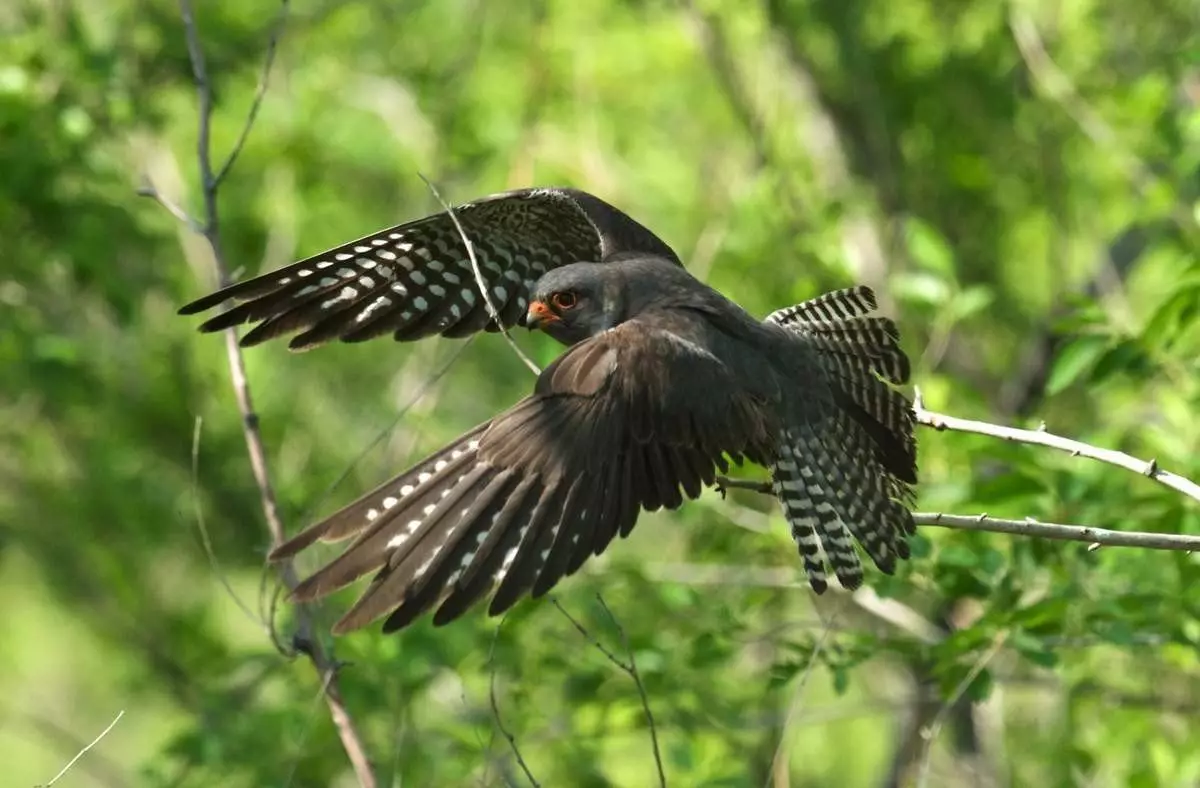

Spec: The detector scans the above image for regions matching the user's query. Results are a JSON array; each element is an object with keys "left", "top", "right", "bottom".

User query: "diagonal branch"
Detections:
[
  {"left": 214, "top": 0, "right": 290, "bottom": 188},
  {"left": 916, "top": 631, "right": 1009, "bottom": 788},
  {"left": 553, "top": 596, "right": 666, "bottom": 788},
  {"left": 486, "top": 615, "right": 540, "bottom": 787},
  {"left": 37, "top": 710, "right": 125, "bottom": 788},
  {"left": 912, "top": 388, "right": 1200, "bottom": 504},
  {"left": 146, "top": 2, "right": 376, "bottom": 785}
]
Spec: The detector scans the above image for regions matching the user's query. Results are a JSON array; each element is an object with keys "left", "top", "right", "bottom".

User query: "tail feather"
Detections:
[
  {"left": 790, "top": 318, "right": 909, "bottom": 385},
  {"left": 825, "top": 411, "right": 915, "bottom": 572},
  {"left": 765, "top": 286, "right": 878, "bottom": 324},
  {"left": 767, "top": 285, "right": 918, "bottom": 592},
  {"left": 772, "top": 427, "right": 864, "bottom": 592},
  {"left": 772, "top": 418, "right": 916, "bottom": 593},
  {"left": 767, "top": 287, "right": 917, "bottom": 486}
]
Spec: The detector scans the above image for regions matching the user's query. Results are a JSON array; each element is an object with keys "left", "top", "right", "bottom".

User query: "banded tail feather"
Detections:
[
  {"left": 765, "top": 285, "right": 878, "bottom": 325},
  {"left": 771, "top": 415, "right": 916, "bottom": 593},
  {"left": 768, "top": 286, "right": 917, "bottom": 485}
]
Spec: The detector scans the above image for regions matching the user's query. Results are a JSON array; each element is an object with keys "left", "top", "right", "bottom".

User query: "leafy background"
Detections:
[{"left": 2, "top": 0, "right": 1199, "bottom": 785}]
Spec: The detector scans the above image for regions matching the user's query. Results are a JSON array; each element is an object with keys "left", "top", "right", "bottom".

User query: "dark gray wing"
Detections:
[
  {"left": 270, "top": 319, "right": 777, "bottom": 634},
  {"left": 178, "top": 187, "right": 680, "bottom": 350}
]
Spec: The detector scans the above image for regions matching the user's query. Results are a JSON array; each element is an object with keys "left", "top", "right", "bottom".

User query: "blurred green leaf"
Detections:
[{"left": 1046, "top": 335, "right": 1110, "bottom": 395}]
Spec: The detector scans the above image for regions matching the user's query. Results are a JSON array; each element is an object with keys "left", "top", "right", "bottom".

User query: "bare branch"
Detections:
[
  {"left": 553, "top": 596, "right": 666, "bottom": 787},
  {"left": 915, "top": 512, "right": 1200, "bottom": 552},
  {"left": 137, "top": 183, "right": 202, "bottom": 231},
  {"left": 595, "top": 595, "right": 666, "bottom": 788},
  {"left": 215, "top": 0, "right": 291, "bottom": 188},
  {"left": 714, "top": 388, "right": 1200, "bottom": 553},
  {"left": 487, "top": 615, "right": 540, "bottom": 787},
  {"left": 913, "top": 388, "right": 1200, "bottom": 504},
  {"left": 37, "top": 710, "right": 125, "bottom": 788},
  {"left": 419, "top": 173, "right": 542, "bottom": 376},
  {"left": 1008, "top": 9, "right": 1150, "bottom": 191},
  {"left": 713, "top": 474, "right": 1200, "bottom": 551},
  {"left": 152, "top": 3, "right": 376, "bottom": 785}
]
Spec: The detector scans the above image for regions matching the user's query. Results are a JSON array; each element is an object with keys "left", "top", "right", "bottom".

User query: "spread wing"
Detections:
[
  {"left": 179, "top": 187, "right": 680, "bottom": 350},
  {"left": 270, "top": 319, "right": 777, "bottom": 633}
]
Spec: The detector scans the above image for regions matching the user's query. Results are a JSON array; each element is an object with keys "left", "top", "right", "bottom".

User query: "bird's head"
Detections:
[{"left": 526, "top": 262, "right": 624, "bottom": 346}]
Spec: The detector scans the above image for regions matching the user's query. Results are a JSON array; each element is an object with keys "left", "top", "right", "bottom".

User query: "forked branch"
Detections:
[{"left": 143, "top": 2, "right": 375, "bottom": 785}]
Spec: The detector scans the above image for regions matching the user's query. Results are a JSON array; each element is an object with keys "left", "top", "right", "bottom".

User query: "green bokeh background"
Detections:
[{"left": 2, "top": 0, "right": 1199, "bottom": 785}]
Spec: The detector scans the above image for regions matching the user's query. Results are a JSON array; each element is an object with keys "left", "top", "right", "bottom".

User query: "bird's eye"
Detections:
[{"left": 552, "top": 291, "right": 578, "bottom": 310}]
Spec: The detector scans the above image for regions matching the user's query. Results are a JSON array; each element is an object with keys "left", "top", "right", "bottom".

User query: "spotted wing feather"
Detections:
[
  {"left": 179, "top": 187, "right": 680, "bottom": 351},
  {"left": 270, "top": 318, "right": 776, "bottom": 634}
]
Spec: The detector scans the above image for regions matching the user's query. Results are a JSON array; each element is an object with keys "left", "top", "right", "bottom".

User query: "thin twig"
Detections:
[
  {"left": 296, "top": 338, "right": 475, "bottom": 526},
  {"left": 595, "top": 594, "right": 666, "bottom": 788},
  {"left": 282, "top": 665, "right": 340, "bottom": 788},
  {"left": 714, "top": 476, "right": 1200, "bottom": 551},
  {"left": 913, "top": 387, "right": 1200, "bottom": 504},
  {"left": 553, "top": 596, "right": 666, "bottom": 788},
  {"left": 419, "top": 173, "right": 542, "bottom": 376},
  {"left": 487, "top": 615, "right": 540, "bottom": 787},
  {"left": 37, "top": 710, "right": 125, "bottom": 788},
  {"left": 916, "top": 631, "right": 1009, "bottom": 788},
  {"left": 190, "top": 416, "right": 262, "bottom": 627},
  {"left": 137, "top": 184, "right": 201, "bottom": 230},
  {"left": 155, "top": 2, "right": 376, "bottom": 785},
  {"left": 215, "top": 0, "right": 291, "bottom": 188},
  {"left": 916, "top": 512, "right": 1200, "bottom": 551}
]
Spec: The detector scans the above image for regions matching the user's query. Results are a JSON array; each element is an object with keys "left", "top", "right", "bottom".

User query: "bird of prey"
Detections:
[{"left": 180, "top": 186, "right": 917, "bottom": 634}]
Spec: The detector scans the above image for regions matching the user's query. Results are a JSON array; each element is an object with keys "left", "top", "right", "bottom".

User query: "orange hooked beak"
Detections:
[{"left": 525, "top": 299, "right": 560, "bottom": 331}]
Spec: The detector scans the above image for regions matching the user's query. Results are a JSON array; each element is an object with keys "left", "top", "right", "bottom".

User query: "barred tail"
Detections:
[
  {"left": 767, "top": 286, "right": 916, "bottom": 484},
  {"left": 767, "top": 286, "right": 918, "bottom": 591}
]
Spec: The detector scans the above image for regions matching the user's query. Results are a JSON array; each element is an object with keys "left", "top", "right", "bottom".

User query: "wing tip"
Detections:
[{"left": 177, "top": 298, "right": 214, "bottom": 316}]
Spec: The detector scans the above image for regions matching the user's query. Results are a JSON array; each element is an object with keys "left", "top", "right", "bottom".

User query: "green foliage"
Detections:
[{"left": 2, "top": 0, "right": 1198, "bottom": 784}]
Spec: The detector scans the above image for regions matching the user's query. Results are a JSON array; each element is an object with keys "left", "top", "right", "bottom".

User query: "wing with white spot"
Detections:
[
  {"left": 271, "top": 319, "right": 777, "bottom": 634},
  {"left": 179, "top": 187, "right": 680, "bottom": 351}
]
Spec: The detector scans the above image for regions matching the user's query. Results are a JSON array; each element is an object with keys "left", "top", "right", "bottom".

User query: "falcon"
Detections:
[{"left": 180, "top": 186, "right": 918, "bottom": 634}]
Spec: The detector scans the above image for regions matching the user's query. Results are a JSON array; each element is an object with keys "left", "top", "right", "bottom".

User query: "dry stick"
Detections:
[
  {"left": 1009, "top": 8, "right": 1195, "bottom": 236},
  {"left": 595, "top": 594, "right": 666, "bottom": 788},
  {"left": 917, "top": 512, "right": 1200, "bottom": 551},
  {"left": 487, "top": 615, "right": 541, "bottom": 787},
  {"left": 714, "top": 477, "right": 1200, "bottom": 552},
  {"left": 552, "top": 597, "right": 667, "bottom": 788},
  {"left": 913, "top": 387, "right": 1200, "bottom": 504},
  {"left": 419, "top": 174, "right": 542, "bottom": 376},
  {"left": 153, "top": 2, "right": 376, "bottom": 785},
  {"left": 714, "top": 387, "right": 1200, "bottom": 551},
  {"left": 214, "top": 0, "right": 290, "bottom": 188},
  {"left": 37, "top": 710, "right": 125, "bottom": 788}
]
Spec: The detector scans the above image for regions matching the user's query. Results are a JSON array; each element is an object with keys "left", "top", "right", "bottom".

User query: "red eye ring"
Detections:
[{"left": 551, "top": 291, "right": 577, "bottom": 310}]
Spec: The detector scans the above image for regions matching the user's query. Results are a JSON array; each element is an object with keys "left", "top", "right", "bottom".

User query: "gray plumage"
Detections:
[{"left": 180, "top": 188, "right": 918, "bottom": 634}]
